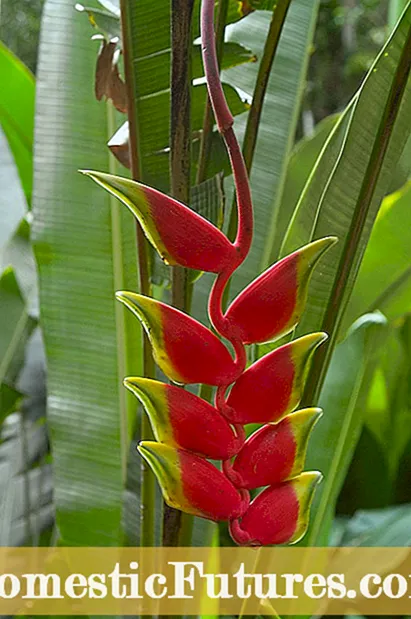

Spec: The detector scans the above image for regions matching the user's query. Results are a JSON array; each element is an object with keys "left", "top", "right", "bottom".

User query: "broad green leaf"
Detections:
[
  {"left": 213, "top": 1, "right": 321, "bottom": 298},
  {"left": 0, "top": 42, "right": 34, "bottom": 203},
  {"left": 341, "top": 503, "right": 411, "bottom": 546},
  {"left": 344, "top": 181, "right": 411, "bottom": 329},
  {"left": 0, "top": 126, "right": 27, "bottom": 250},
  {"left": 32, "top": 0, "right": 141, "bottom": 545},
  {"left": 282, "top": 7, "right": 411, "bottom": 343},
  {"left": 271, "top": 113, "right": 339, "bottom": 259},
  {"left": 304, "top": 312, "right": 388, "bottom": 547}
]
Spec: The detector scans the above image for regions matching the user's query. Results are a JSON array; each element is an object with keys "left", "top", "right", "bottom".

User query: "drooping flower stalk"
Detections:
[{"left": 84, "top": 0, "right": 337, "bottom": 546}]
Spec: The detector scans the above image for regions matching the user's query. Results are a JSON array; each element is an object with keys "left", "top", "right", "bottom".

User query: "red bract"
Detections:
[
  {"left": 116, "top": 291, "right": 238, "bottom": 385},
  {"left": 233, "top": 472, "right": 322, "bottom": 546},
  {"left": 225, "top": 333, "right": 327, "bottom": 424},
  {"left": 224, "top": 237, "right": 337, "bottom": 344},
  {"left": 81, "top": 171, "right": 237, "bottom": 273},
  {"left": 124, "top": 377, "right": 241, "bottom": 460},
  {"left": 230, "top": 408, "right": 322, "bottom": 489},
  {"left": 138, "top": 442, "right": 247, "bottom": 521}
]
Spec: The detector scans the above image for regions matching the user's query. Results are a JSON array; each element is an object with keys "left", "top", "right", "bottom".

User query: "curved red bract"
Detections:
[
  {"left": 148, "top": 186, "right": 237, "bottom": 272},
  {"left": 167, "top": 386, "right": 240, "bottom": 459},
  {"left": 239, "top": 483, "right": 299, "bottom": 545},
  {"left": 180, "top": 450, "right": 245, "bottom": 521},
  {"left": 225, "top": 252, "right": 298, "bottom": 344},
  {"left": 226, "top": 342, "right": 295, "bottom": 424},
  {"left": 158, "top": 303, "right": 238, "bottom": 385},
  {"left": 231, "top": 419, "right": 296, "bottom": 489}
]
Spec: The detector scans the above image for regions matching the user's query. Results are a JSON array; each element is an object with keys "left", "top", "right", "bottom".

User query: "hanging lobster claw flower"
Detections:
[
  {"left": 117, "top": 292, "right": 237, "bottom": 385},
  {"left": 225, "top": 332, "right": 327, "bottom": 424},
  {"left": 81, "top": 171, "right": 237, "bottom": 273},
  {"left": 237, "top": 472, "right": 322, "bottom": 546},
  {"left": 225, "top": 237, "right": 337, "bottom": 344},
  {"left": 231, "top": 408, "right": 322, "bottom": 489},
  {"left": 124, "top": 377, "right": 240, "bottom": 459},
  {"left": 138, "top": 442, "right": 246, "bottom": 521}
]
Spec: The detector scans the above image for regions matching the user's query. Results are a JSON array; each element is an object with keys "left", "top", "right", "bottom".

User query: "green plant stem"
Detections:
[
  {"left": 226, "top": 0, "right": 292, "bottom": 245},
  {"left": 196, "top": 0, "right": 229, "bottom": 184},
  {"left": 302, "top": 23, "right": 411, "bottom": 408},
  {"left": 162, "top": 0, "right": 195, "bottom": 548},
  {"left": 120, "top": 0, "right": 156, "bottom": 548},
  {"left": 107, "top": 101, "right": 130, "bottom": 480}
]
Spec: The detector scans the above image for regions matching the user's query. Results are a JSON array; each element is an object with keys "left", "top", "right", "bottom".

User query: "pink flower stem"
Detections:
[
  {"left": 201, "top": 0, "right": 255, "bottom": 545},
  {"left": 201, "top": 0, "right": 254, "bottom": 340}
]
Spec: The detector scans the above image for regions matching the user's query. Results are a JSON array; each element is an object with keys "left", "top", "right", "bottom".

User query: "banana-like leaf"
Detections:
[
  {"left": 0, "top": 42, "right": 34, "bottom": 203},
  {"left": 282, "top": 7, "right": 411, "bottom": 342},
  {"left": 344, "top": 181, "right": 411, "bottom": 329},
  {"left": 303, "top": 312, "right": 387, "bottom": 547},
  {"left": 32, "top": 0, "right": 141, "bottom": 545},
  {"left": 222, "top": 1, "right": 321, "bottom": 296}
]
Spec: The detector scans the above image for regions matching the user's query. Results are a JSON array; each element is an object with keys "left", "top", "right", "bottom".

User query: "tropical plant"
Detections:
[{"left": 1, "top": 0, "right": 411, "bottom": 613}]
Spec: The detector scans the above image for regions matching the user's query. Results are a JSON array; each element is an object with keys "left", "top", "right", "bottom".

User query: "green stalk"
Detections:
[
  {"left": 196, "top": 0, "right": 230, "bottom": 184},
  {"left": 120, "top": 0, "right": 156, "bottom": 547},
  {"left": 302, "top": 24, "right": 411, "bottom": 407},
  {"left": 162, "top": 0, "right": 195, "bottom": 548},
  {"left": 107, "top": 101, "right": 129, "bottom": 480},
  {"left": 226, "top": 0, "right": 292, "bottom": 245}
]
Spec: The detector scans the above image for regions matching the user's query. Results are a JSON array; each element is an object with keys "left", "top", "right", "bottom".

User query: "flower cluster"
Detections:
[{"left": 84, "top": 0, "right": 336, "bottom": 546}]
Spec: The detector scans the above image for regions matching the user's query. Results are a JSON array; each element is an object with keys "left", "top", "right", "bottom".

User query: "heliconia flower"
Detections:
[
  {"left": 225, "top": 332, "right": 327, "bottom": 424},
  {"left": 138, "top": 442, "right": 246, "bottom": 521},
  {"left": 224, "top": 237, "right": 337, "bottom": 344},
  {"left": 236, "top": 471, "right": 322, "bottom": 546},
  {"left": 230, "top": 408, "right": 322, "bottom": 489},
  {"left": 116, "top": 291, "right": 237, "bottom": 385},
  {"left": 124, "top": 377, "right": 241, "bottom": 459},
  {"left": 81, "top": 170, "right": 237, "bottom": 273}
]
